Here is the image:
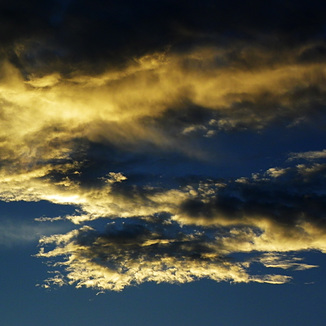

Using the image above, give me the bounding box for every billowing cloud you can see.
[1,45,326,290]
[1,0,326,292]
[1,45,326,176]
[33,159,326,290]
[37,219,294,291]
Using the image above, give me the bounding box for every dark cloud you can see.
[37,216,293,290]
[1,0,326,292]
[35,159,326,290]
[180,163,326,228]
[2,0,326,75]
[75,219,215,259]
[298,44,326,63]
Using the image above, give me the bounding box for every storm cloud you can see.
[1,0,326,291]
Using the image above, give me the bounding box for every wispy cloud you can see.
[1,46,326,177]
[0,51,325,289]
[36,220,293,291]
[289,149,326,161]
[0,220,68,247]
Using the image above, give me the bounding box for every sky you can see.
[0,0,326,325]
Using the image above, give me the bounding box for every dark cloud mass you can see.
[1,0,326,75]
[1,0,326,291]
[36,161,326,290]
[180,165,326,227]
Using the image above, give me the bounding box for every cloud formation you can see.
[35,160,326,290]
[1,44,326,177]
[37,220,294,291]
[1,0,326,291]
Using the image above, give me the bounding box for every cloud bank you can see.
[1,0,326,290]
[34,160,326,290]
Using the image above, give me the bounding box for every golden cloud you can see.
[1,44,326,177]
[1,44,326,291]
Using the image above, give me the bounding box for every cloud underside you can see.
[37,225,294,291]
[32,161,325,291]
[0,47,326,190]
[37,212,320,291]
[1,1,326,291]
[2,42,326,156]
[1,47,326,290]
[1,45,326,290]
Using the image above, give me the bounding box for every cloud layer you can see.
[35,159,326,290]
[1,0,326,291]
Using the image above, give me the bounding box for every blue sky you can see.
[1,0,326,325]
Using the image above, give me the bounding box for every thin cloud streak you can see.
[0,220,68,247]
[289,149,326,161]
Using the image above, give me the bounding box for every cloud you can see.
[0,44,325,291]
[36,219,294,291]
[1,0,326,291]
[289,149,326,161]
[255,253,318,271]
[32,157,326,291]
[1,45,326,179]
[2,0,326,76]
[0,219,68,247]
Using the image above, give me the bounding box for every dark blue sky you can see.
[1,0,326,324]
